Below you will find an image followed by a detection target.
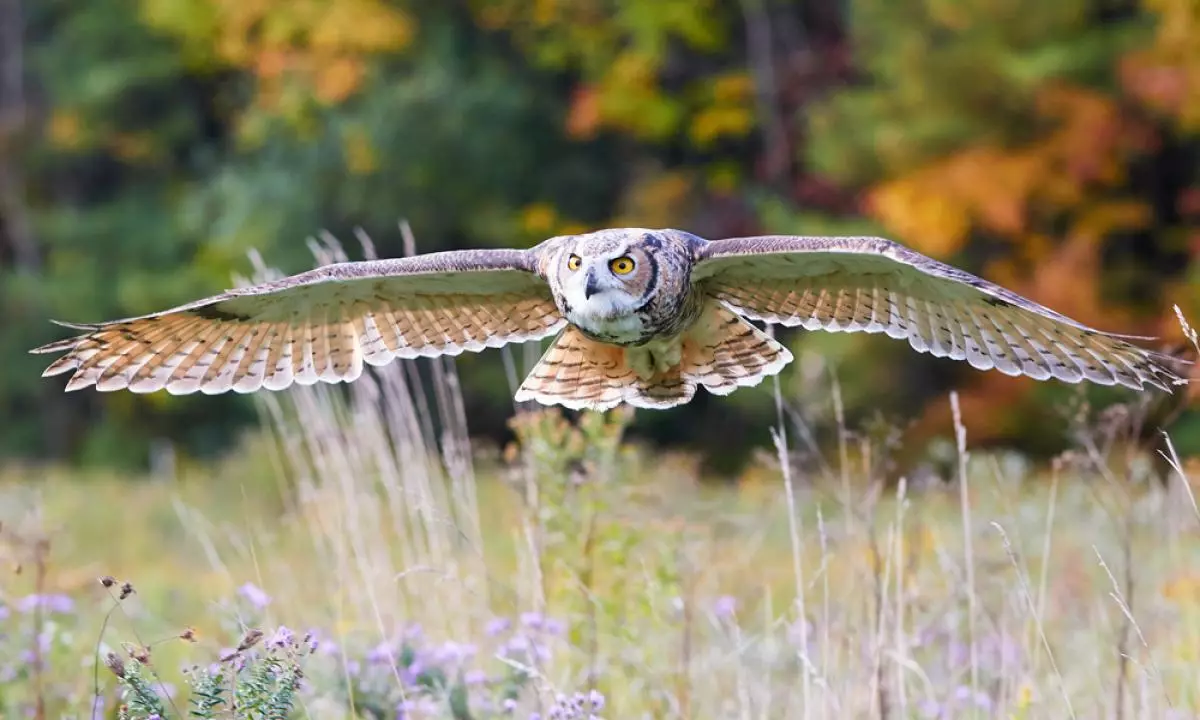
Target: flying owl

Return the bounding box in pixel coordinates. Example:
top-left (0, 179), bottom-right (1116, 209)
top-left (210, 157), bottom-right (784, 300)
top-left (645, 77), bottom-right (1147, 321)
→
top-left (30, 229), bottom-right (1187, 410)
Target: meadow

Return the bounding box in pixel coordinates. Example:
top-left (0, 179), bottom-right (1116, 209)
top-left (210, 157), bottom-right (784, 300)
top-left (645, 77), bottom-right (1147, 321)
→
top-left (6, 1), bottom-right (1200, 717)
top-left (3, 337), bottom-right (1200, 720)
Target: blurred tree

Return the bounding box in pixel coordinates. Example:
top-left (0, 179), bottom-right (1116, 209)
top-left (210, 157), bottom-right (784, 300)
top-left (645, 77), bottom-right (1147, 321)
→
top-left (799, 0), bottom-right (1200, 458)
top-left (3, 0), bottom-right (1199, 473)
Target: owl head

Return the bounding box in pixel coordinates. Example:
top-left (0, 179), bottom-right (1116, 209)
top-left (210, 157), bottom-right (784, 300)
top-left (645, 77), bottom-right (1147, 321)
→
top-left (549, 228), bottom-right (699, 325)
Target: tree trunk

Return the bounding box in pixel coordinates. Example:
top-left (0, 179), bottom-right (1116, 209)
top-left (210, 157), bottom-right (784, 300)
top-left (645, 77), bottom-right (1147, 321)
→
top-left (0, 0), bottom-right (38, 273)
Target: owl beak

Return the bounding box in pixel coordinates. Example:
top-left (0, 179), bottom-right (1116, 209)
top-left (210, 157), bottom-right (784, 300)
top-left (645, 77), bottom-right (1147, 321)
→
top-left (584, 269), bottom-right (601, 299)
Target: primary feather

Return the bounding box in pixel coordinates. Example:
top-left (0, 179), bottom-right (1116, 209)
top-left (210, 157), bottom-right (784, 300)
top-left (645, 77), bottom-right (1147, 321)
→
top-left (31, 249), bottom-right (565, 395)
top-left (694, 235), bottom-right (1187, 392)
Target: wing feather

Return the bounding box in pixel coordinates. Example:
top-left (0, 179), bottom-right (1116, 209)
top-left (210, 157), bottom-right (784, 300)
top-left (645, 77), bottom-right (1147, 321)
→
top-left (33, 248), bottom-right (565, 394)
top-left (694, 235), bottom-right (1187, 392)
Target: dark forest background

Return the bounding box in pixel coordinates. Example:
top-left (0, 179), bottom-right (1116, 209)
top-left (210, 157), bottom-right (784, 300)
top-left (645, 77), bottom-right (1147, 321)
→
top-left (3, 0), bottom-right (1200, 471)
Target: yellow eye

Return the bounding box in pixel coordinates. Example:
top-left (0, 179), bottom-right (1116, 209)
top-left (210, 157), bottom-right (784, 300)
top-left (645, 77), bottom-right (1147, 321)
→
top-left (609, 256), bottom-right (635, 275)
top-left (567, 254), bottom-right (581, 271)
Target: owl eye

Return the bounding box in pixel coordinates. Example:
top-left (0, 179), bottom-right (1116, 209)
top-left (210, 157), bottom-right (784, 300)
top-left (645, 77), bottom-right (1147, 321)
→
top-left (609, 256), bottom-right (635, 275)
top-left (567, 254), bottom-right (582, 271)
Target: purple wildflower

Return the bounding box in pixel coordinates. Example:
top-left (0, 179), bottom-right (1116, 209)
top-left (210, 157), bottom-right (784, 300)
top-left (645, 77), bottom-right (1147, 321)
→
top-left (520, 611), bottom-right (543, 630)
top-left (918, 698), bottom-right (943, 718)
top-left (427, 640), bottom-right (477, 668)
top-left (787, 618), bottom-right (815, 652)
top-left (396, 697), bottom-right (437, 718)
top-left (485, 617), bottom-right (511, 636)
top-left (303, 627), bottom-right (328, 653)
top-left (503, 635), bottom-right (529, 654)
top-left (267, 626), bottom-right (294, 649)
top-left (713, 595), bottom-right (737, 620)
top-left (366, 641), bottom-right (395, 665)
top-left (402, 623), bottom-right (424, 642)
top-left (16, 594), bottom-right (74, 614)
top-left (237, 583), bottom-right (272, 609)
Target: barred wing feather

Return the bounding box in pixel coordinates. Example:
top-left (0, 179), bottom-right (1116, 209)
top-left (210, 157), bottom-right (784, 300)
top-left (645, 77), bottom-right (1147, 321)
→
top-left (694, 235), bottom-right (1187, 392)
top-left (31, 249), bottom-right (565, 395)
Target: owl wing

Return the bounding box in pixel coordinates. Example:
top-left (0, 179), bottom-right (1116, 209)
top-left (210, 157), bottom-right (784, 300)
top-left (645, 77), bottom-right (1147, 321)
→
top-left (692, 235), bottom-right (1187, 392)
top-left (32, 248), bottom-right (566, 395)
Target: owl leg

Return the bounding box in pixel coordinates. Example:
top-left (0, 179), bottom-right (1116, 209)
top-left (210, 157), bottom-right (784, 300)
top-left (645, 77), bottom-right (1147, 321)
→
top-left (626, 347), bottom-right (657, 380)
top-left (653, 342), bottom-right (682, 374)
top-left (626, 339), bottom-right (683, 379)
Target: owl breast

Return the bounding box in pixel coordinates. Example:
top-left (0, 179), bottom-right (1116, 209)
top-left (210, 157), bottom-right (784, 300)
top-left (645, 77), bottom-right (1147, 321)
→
top-left (564, 301), bottom-right (651, 345)
top-left (564, 291), bottom-right (703, 347)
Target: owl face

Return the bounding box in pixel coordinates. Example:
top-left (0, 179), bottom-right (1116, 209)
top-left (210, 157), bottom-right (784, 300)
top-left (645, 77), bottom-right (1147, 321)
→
top-left (544, 228), bottom-right (700, 345)
top-left (559, 242), bottom-right (653, 317)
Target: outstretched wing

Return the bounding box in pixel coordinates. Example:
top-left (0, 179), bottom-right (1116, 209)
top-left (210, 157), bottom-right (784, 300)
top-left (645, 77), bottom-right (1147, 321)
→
top-left (693, 235), bottom-right (1187, 392)
top-left (32, 248), bottom-right (565, 395)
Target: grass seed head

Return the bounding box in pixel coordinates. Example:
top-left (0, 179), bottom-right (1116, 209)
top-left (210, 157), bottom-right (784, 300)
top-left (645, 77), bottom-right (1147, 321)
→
top-left (103, 651), bottom-right (126, 679)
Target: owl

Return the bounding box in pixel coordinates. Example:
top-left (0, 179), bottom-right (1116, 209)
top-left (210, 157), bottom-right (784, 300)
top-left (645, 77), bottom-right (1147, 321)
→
top-left (31, 228), bottom-right (1188, 410)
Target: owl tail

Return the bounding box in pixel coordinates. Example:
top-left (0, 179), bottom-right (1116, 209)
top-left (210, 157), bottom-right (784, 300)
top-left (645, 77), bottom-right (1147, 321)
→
top-left (679, 301), bottom-right (794, 399)
top-left (513, 302), bottom-right (792, 412)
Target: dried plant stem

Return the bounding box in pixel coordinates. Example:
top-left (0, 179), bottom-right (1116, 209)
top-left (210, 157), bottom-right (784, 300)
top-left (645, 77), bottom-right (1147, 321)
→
top-left (1159, 431), bottom-right (1200, 527)
top-left (892, 478), bottom-right (908, 717)
top-left (772, 374), bottom-right (810, 720)
top-left (1032, 464), bottom-right (1060, 680)
top-left (992, 521), bottom-right (1076, 719)
top-left (949, 393), bottom-right (980, 702)
top-left (1094, 546), bottom-right (1171, 713)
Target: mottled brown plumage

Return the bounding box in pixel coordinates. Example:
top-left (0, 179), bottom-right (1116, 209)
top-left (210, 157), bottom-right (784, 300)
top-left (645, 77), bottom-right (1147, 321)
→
top-left (31, 229), bottom-right (1188, 410)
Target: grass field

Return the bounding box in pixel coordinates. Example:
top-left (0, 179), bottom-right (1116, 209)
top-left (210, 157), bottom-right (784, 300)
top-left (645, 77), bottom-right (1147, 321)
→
top-left (3, 347), bottom-right (1200, 719)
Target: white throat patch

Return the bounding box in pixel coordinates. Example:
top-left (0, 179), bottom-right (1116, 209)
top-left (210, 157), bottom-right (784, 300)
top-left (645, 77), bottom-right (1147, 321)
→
top-left (562, 286), bottom-right (645, 343)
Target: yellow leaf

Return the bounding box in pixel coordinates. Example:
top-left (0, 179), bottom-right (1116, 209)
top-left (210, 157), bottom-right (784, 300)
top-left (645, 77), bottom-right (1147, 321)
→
top-left (868, 177), bottom-right (971, 257)
top-left (532, 0), bottom-right (558, 27)
top-left (705, 162), bottom-right (739, 193)
top-left (556, 222), bottom-right (591, 237)
top-left (1072, 201), bottom-right (1153, 238)
top-left (688, 106), bottom-right (753, 148)
top-left (47, 111), bottom-right (84, 149)
top-left (109, 132), bottom-right (157, 162)
top-left (314, 57), bottom-right (365, 104)
top-left (710, 72), bottom-right (754, 104)
top-left (520, 203), bottom-right (558, 234)
top-left (1162, 573), bottom-right (1200, 602)
top-left (342, 124), bottom-right (378, 175)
